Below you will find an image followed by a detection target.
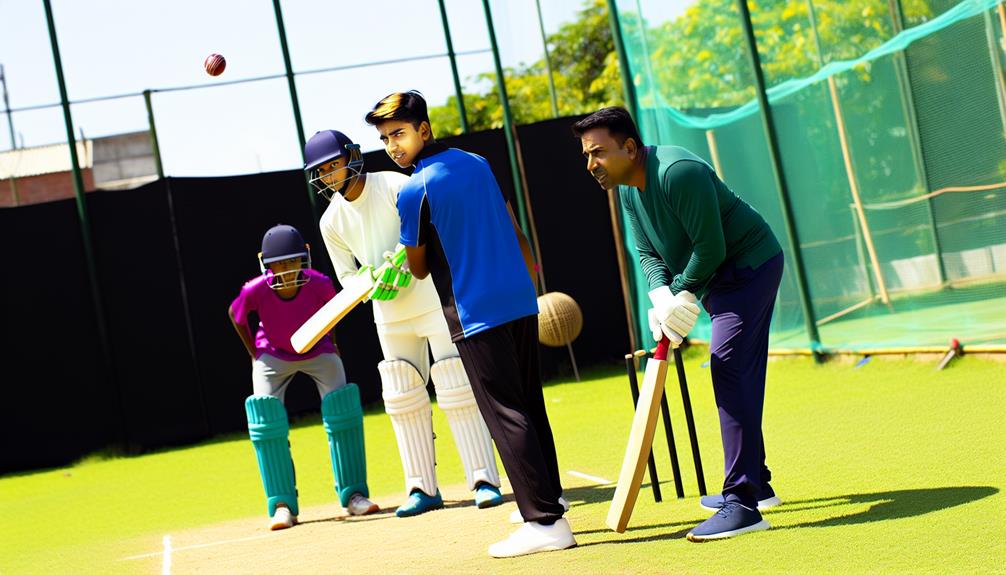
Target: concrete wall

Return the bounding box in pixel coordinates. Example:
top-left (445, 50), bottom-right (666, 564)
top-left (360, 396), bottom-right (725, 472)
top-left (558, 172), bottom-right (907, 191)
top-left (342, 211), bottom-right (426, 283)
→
top-left (92, 131), bottom-right (156, 189)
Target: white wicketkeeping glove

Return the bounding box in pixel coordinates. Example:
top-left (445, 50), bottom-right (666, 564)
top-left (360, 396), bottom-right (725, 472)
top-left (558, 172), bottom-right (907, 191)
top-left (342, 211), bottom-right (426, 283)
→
top-left (648, 286), bottom-right (700, 338)
top-left (647, 308), bottom-right (683, 348)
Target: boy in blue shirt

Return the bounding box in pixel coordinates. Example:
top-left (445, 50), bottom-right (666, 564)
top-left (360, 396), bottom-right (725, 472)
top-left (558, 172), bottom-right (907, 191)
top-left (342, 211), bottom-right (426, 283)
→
top-left (366, 91), bottom-right (575, 558)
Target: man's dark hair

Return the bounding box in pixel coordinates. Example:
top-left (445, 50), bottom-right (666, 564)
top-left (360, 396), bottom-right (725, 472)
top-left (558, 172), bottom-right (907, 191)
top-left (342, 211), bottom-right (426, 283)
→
top-left (365, 90), bottom-right (431, 130)
top-left (571, 106), bottom-right (643, 148)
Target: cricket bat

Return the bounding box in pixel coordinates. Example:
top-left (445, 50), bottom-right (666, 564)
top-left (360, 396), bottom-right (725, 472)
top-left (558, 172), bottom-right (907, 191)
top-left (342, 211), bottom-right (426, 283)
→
top-left (607, 336), bottom-right (671, 533)
top-left (935, 338), bottom-right (962, 371)
top-left (289, 267), bottom-right (385, 354)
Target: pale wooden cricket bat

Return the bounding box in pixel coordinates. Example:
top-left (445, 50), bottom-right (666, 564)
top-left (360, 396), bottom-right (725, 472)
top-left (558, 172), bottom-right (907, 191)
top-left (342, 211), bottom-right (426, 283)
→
top-left (606, 337), bottom-right (671, 533)
top-left (289, 269), bottom-right (384, 354)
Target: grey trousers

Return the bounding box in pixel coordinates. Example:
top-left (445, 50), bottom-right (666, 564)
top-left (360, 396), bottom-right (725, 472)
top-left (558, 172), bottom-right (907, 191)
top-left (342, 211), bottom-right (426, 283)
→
top-left (251, 352), bottom-right (347, 404)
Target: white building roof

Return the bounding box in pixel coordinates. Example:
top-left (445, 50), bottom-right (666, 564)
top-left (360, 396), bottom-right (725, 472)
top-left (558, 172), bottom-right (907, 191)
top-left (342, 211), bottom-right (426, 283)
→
top-left (0, 140), bottom-right (93, 179)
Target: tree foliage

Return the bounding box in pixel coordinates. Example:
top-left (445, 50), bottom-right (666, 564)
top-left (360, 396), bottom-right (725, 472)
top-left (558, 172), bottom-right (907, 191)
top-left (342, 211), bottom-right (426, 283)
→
top-left (644, 0), bottom-right (932, 109)
top-left (429, 0), bottom-right (934, 133)
top-left (430, 0), bottom-right (622, 136)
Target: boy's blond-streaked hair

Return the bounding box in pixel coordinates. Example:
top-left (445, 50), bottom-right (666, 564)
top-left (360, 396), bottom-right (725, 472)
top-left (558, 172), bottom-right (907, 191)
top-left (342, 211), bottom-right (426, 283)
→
top-left (365, 90), bottom-right (431, 132)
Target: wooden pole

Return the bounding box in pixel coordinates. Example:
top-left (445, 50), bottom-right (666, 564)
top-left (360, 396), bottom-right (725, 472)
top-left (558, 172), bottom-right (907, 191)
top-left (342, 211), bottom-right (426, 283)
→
top-left (827, 76), bottom-right (890, 305)
top-left (608, 188), bottom-right (640, 360)
top-left (704, 129), bottom-right (724, 179)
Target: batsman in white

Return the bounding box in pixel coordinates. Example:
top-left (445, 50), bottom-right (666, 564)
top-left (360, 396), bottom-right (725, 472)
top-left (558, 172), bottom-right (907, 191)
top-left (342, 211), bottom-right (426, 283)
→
top-left (228, 224), bottom-right (379, 530)
top-left (304, 129), bottom-right (505, 517)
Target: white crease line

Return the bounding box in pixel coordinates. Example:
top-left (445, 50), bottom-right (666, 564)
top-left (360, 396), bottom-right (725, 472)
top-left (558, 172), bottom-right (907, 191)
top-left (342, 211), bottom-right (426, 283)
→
top-left (161, 535), bottom-right (171, 575)
top-left (567, 470), bottom-right (612, 485)
top-left (121, 533), bottom-right (273, 561)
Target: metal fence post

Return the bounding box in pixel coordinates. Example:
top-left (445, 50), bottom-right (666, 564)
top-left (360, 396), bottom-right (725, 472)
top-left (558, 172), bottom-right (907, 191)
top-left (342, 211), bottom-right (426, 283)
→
top-left (534, 0), bottom-right (560, 118)
top-left (438, 0), bottom-right (469, 133)
top-left (481, 0), bottom-right (532, 239)
top-left (272, 0), bottom-right (321, 223)
top-left (143, 90), bottom-right (164, 179)
top-left (886, 0), bottom-right (947, 286)
top-left (606, 0), bottom-right (640, 120)
top-left (736, 0), bottom-right (824, 359)
top-left (43, 0), bottom-right (129, 443)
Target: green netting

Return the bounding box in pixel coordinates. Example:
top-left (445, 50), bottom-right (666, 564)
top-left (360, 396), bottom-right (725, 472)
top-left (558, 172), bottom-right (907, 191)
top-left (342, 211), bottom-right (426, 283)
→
top-left (613, 0), bottom-right (1006, 351)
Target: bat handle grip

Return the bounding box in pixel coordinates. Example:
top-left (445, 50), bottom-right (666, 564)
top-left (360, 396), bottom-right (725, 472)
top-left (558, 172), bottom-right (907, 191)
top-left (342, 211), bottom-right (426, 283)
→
top-left (653, 337), bottom-right (670, 361)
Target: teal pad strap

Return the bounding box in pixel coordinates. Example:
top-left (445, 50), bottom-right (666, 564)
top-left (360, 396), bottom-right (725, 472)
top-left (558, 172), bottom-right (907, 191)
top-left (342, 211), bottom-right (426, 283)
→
top-left (245, 395), bottom-right (299, 517)
top-left (321, 384), bottom-right (369, 507)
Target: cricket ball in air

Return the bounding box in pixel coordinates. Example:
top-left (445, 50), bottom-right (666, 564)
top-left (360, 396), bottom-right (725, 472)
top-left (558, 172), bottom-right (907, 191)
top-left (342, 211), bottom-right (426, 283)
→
top-left (537, 291), bottom-right (583, 347)
top-left (204, 53), bottom-right (226, 76)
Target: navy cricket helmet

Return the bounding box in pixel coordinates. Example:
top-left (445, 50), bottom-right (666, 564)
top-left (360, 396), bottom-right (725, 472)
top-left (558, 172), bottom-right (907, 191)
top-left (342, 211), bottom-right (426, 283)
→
top-left (258, 224), bottom-right (312, 289)
top-left (304, 129), bottom-right (364, 201)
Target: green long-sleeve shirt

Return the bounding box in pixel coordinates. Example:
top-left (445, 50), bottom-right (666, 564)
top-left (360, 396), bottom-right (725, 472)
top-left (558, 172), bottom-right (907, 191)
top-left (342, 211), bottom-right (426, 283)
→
top-left (619, 146), bottom-right (781, 298)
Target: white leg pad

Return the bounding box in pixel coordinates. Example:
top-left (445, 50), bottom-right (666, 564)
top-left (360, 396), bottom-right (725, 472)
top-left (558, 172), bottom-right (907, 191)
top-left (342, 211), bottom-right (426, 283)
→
top-left (431, 357), bottom-right (501, 491)
top-left (379, 359), bottom-right (438, 496)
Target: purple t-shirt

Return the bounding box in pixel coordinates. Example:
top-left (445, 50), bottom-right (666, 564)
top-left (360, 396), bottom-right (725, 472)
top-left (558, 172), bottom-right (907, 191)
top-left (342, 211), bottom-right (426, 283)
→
top-left (230, 268), bottom-right (338, 361)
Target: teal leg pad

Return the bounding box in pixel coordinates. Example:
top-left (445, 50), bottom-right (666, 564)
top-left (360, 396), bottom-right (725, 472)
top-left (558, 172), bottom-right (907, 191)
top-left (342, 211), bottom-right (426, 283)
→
top-left (245, 395), bottom-right (299, 517)
top-left (322, 384), bottom-right (369, 507)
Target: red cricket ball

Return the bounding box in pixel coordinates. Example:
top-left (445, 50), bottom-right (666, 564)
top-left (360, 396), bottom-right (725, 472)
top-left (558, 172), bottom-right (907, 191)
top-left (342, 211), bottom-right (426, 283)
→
top-left (204, 53), bottom-right (226, 77)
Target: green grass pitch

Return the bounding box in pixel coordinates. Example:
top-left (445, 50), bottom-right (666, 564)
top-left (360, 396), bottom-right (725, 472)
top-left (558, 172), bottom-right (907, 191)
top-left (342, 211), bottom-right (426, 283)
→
top-left (1, 351), bottom-right (1003, 574)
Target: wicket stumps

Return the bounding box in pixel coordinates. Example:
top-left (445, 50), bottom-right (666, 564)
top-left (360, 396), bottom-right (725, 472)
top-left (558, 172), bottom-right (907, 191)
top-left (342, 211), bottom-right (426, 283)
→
top-left (672, 347), bottom-right (707, 496)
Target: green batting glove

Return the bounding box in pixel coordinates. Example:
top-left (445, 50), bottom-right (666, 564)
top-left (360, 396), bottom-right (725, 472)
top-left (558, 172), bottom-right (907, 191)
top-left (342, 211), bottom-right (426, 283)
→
top-left (387, 247), bottom-right (412, 289)
top-left (370, 247), bottom-right (412, 301)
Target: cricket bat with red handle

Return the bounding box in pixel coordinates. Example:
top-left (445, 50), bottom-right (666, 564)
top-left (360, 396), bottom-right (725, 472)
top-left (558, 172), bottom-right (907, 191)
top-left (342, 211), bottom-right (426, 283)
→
top-left (607, 336), bottom-right (671, 533)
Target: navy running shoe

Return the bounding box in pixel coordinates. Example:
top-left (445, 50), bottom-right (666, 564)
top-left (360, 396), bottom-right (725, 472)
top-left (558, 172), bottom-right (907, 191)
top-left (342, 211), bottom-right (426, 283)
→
top-left (687, 501), bottom-right (770, 542)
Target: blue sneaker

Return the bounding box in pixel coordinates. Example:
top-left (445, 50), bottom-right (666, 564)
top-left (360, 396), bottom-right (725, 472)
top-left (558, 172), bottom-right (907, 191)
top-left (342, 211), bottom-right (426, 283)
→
top-left (687, 500), bottom-right (770, 542)
top-left (699, 483), bottom-right (781, 511)
top-left (395, 489), bottom-right (444, 518)
top-left (474, 483), bottom-right (505, 509)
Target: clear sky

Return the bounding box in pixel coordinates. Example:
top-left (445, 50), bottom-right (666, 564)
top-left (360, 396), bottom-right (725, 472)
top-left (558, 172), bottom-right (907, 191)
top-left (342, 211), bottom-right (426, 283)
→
top-left (0, 0), bottom-right (690, 176)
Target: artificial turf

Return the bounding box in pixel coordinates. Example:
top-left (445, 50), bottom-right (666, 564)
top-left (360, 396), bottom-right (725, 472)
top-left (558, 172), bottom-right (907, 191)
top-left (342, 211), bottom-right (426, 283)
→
top-left (1, 351), bottom-right (1003, 574)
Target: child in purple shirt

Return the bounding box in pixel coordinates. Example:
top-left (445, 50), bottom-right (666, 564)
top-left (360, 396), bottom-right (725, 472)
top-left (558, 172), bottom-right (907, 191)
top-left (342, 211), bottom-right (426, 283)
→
top-left (228, 224), bottom-right (378, 530)
top-left (230, 261), bottom-right (338, 367)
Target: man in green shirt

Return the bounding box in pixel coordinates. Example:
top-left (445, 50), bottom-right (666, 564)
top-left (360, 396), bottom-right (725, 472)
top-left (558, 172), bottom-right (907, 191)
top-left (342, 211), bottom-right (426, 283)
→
top-left (573, 107), bottom-right (784, 541)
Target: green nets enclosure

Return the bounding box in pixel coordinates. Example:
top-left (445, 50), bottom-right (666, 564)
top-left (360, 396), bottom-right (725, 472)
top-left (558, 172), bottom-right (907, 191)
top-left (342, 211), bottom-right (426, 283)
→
top-left (611, 0), bottom-right (1006, 352)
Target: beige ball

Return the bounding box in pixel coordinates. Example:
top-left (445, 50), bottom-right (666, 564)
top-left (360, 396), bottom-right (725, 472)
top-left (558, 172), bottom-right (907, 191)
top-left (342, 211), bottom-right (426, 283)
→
top-left (537, 292), bottom-right (583, 347)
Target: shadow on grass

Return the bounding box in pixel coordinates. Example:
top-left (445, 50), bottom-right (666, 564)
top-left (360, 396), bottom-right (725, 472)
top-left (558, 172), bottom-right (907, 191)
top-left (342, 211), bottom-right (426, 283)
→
top-left (298, 506), bottom-right (397, 526)
top-left (773, 486), bottom-right (999, 529)
top-left (562, 484), bottom-right (999, 547)
top-left (561, 482), bottom-right (698, 546)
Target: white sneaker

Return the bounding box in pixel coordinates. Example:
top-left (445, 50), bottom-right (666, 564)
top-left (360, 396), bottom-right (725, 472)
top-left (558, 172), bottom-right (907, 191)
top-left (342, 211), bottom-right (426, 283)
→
top-left (269, 505), bottom-right (297, 531)
top-left (346, 493), bottom-right (379, 516)
top-left (489, 517), bottom-right (576, 558)
top-left (509, 496), bottom-right (570, 524)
